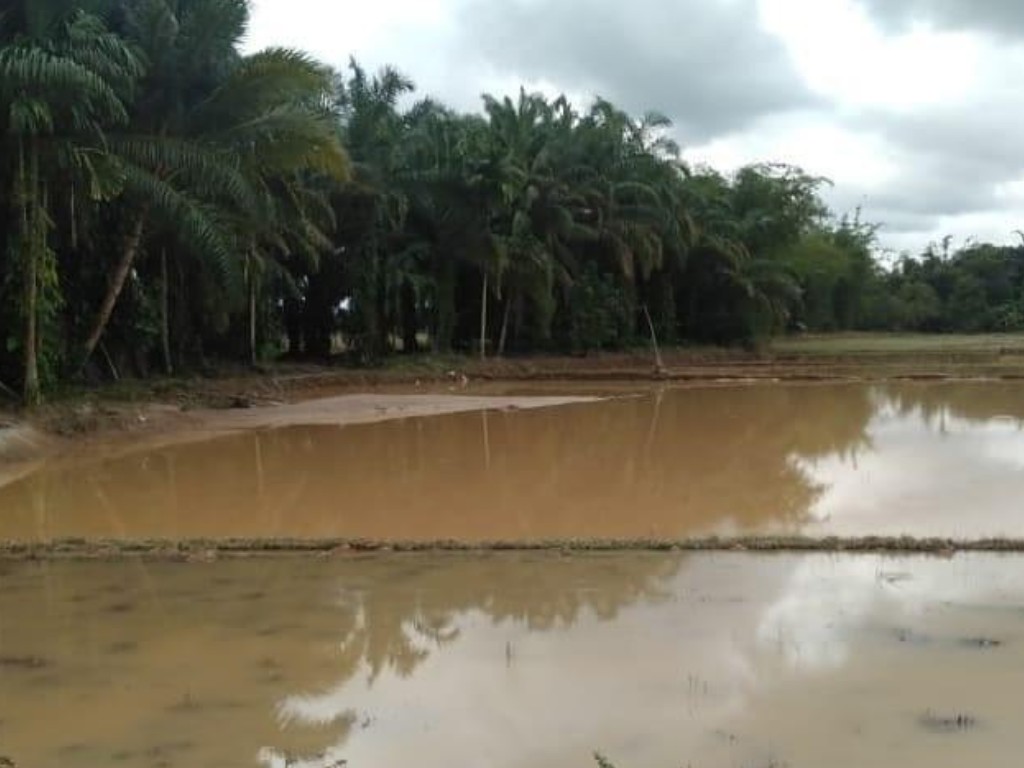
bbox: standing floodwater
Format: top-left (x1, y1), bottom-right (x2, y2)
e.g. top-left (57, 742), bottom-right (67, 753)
top-left (2, 553), bottom-right (1024, 768)
top-left (3, 382), bottom-right (1024, 542)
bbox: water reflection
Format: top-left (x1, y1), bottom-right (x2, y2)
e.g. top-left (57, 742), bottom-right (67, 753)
top-left (0, 385), bottom-right (869, 541)
top-left (798, 382), bottom-right (1024, 537)
top-left (0, 554), bottom-right (682, 768)
top-left (5, 552), bottom-right (1024, 768)
top-left (270, 553), bottom-right (1024, 768)
top-left (2, 382), bottom-right (1024, 541)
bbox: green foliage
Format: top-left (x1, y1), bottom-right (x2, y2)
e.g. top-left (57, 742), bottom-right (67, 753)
top-left (895, 280), bottom-right (942, 330)
top-left (567, 263), bottom-right (633, 352)
top-left (4, 210), bottom-right (63, 386)
top-left (875, 242), bottom-right (1024, 333)
top-left (2, 2), bottom-right (1020, 400)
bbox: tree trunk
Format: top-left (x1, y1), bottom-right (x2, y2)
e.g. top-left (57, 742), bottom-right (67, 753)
top-left (83, 213), bottom-right (147, 364)
top-left (20, 139), bottom-right (39, 406)
top-left (687, 283), bottom-right (698, 338)
top-left (248, 252), bottom-right (258, 366)
top-left (400, 280), bottom-right (418, 354)
top-left (513, 293), bottom-right (525, 343)
top-left (358, 241), bottom-right (383, 360)
top-left (654, 271), bottom-right (676, 344)
top-left (174, 248), bottom-right (188, 365)
top-left (160, 248), bottom-right (173, 375)
top-left (497, 293), bottom-right (513, 357)
top-left (284, 297), bottom-right (303, 356)
top-left (23, 235), bottom-right (39, 405)
top-left (433, 257), bottom-right (456, 353)
top-left (69, 181), bottom-right (77, 250)
top-left (479, 271), bottom-right (488, 360)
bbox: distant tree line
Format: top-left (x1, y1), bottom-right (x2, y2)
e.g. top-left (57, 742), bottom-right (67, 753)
top-left (1, 0), bottom-right (1021, 404)
top-left (863, 238), bottom-right (1024, 333)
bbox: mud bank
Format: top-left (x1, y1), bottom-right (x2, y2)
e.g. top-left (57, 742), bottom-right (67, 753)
top-left (0, 392), bottom-right (598, 472)
top-left (2, 535), bottom-right (1022, 561)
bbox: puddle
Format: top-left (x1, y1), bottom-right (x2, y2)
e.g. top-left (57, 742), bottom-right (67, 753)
top-left (3, 382), bottom-right (1024, 542)
top-left (2, 552), bottom-right (1024, 767)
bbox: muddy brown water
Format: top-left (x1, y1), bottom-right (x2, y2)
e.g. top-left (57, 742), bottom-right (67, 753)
top-left (3, 382), bottom-right (1024, 542)
top-left (3, 552), bottom-right (1024, 767)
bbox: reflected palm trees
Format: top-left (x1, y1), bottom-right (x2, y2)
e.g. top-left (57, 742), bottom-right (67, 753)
top-left (12, 382), bottom-right (1024, 545)
top-left (0, 384), bottom-right (881, 541)
top-left (0, 554), bottom-right (683, 766)
top-left (265, 553), bottom-right (684, 765)
top-left (882, 381), bottom-right (1024, 427)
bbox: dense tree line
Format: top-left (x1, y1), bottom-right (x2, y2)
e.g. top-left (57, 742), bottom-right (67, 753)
top-left (864, 239), bottom-right (1024, 333)
top-left (2, 0), bottom-right (1021, 404)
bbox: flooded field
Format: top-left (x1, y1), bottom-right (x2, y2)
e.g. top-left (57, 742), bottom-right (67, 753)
top-left (2, 552), bottom-right (1024, 767)
top-left (3, 381), bottom-right (1024, 542)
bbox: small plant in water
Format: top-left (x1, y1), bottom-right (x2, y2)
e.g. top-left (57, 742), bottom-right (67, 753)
top-left (919, 710), bottom-right (978, 733)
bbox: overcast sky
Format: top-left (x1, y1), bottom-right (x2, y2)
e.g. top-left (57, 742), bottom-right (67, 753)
top-left (246, 0), bottom-right (1024, 254)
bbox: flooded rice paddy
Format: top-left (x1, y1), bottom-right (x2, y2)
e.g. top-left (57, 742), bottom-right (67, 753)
top-left (3, 382), bottom-right (1024, 542)
top-left (3, 552), bottom-right (1024, 767)
top-left (5, 381), bottom-right (1024, 767)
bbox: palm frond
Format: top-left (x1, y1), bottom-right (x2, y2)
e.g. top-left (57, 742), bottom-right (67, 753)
top-left (62, 10), bottom-right (145, 90)
top-left (221, 104), bottom-right (350, 179)
top-left (119, 163), bottom-right (242, 297)
top-left (0, 46), bottom-right (130, 128)
top-left (110, 135), bottom-right (259, 213)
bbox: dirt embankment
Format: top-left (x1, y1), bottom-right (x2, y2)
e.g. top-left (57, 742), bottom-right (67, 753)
top-left (5, 335), bottom-right (1024, 461)
top-left (0, 535), bottom-right (1017, 561)
top-left (0, 390), bottom-right (599, 474)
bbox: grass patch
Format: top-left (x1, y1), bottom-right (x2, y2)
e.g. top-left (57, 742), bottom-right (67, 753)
top-left (771, 332), bottom-right (1024, 357)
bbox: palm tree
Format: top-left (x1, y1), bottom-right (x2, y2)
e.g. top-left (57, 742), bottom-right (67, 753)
top-left (0, 0), bottom-right (142, 402)
top-left (479, 89), bottom-right (588, 354)
top-left (78, 0), bottom-right (348, 369)
top-left (199, 47), bottom-right (349, 364)
top-left (557, 101), bottom-right (696, 345)
top-left (332, 58), bottom-right (414, 358)
top-left (394, 102), bottom-right (490, 353)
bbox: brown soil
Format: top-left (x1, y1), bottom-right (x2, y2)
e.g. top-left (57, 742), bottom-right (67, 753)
top-left (0, 391), bottom-right (599, 475)
top-left (6, 344), bottom-right (1024, 448)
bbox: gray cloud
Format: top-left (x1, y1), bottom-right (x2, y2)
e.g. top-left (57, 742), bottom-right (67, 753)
top-left (446, 0), bottom-right (1024, 249)
top-left (247, 0), bottom-right (1024, 250)
top-left (858, 0), bottom-right (1024, 37)
top-left (846, 103), bottom-right (1024, 245)
top-left (453, 0), bottom-right (819, 141)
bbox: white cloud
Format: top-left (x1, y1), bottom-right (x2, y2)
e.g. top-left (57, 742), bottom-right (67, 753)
top-left (244, 0), bottom-right (1024, 252)
top-left (759, 0), bottom-right (982, 111)
top-left (684, 111), bottom-right (898, 189)
top-left (245, 0), bottom-right (450, 58)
